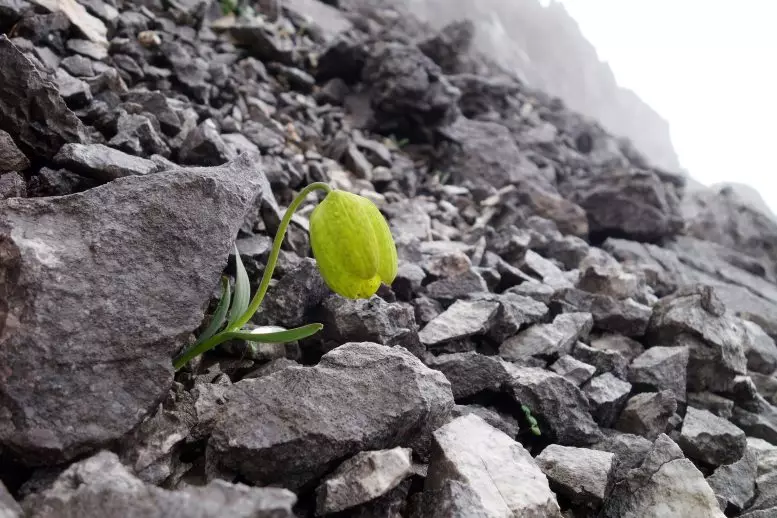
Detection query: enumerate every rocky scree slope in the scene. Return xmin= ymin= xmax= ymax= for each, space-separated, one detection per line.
xmin=0 ymin=0 xmax=776 ymax=517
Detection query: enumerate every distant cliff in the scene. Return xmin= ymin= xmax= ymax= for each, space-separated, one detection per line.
xmin=344 ymin=0 xmax=681 ymax=172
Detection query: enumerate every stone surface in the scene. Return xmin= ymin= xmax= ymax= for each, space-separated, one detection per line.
xmin=426 ymin=352 xmax=510 ymax=400
xmin=707 ymin=446 xmax=757 ymax=511
xmin=601 ymin=434 xmax=726 ymax=518
xmin=499 ymin=312 xmax=593 ymax=361
xmin=0 ymin=155 xmax=265 ymax=466
xmin=616 ymin=391 xmax=678 ymax=441
xmin=207 ymin=343 xmax=453 ymax=488
xmin=505 ymin=366 xmax=601 ymax=445
xmin=422 ymin=414 xmax=562 ymax=517
xmin=549 ymin=355 xmax=596 ymax=386
xmin=0 ymin=35 xmax=86 ymax=159
xmin=536 ymin=444 xmax=614 ymax=508
xmin=53 ymin=143 xmax=159 ymax=182
xmin=583 ymin=372 xmax=632 ymax=427
xmin=679 ymin=407 xmax=747 ymax=466
xmin=0 ymin=480 xmax=21 ymax=518
xmin=22 ymin=451 xmax=296 ymax=518
xmin=418 ymin=299 xmax=499 ymax=349
xmin=628 ymin=346 xmax=689 ymax=402
xmin=743 ymin=320 xmax=777 ymax=374
xmin=316 ymin=447 xmax=413 ymax=515
xmin=0 ymin=129 xmax=30 ymax=172
xmin=592 ymin=429 xmax=653 ymax=482
xmin=552 ymin=288 xmax=652 ymax=336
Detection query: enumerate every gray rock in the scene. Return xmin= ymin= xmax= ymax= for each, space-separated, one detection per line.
xmin=707 ymin=446 xmax=757 ymax=511
xmin=316 ymin=447 xmax=413 ymax=515
xmin=254 ymin=258 xmax=330 ymax=329
xmin=319 ymin=295 xmax=423 ymax=357
xmin=747 ymin=436 xmax=777 ymax=477
xmin=590 ymin=333 xmax=645 ymax=362
xmin=552 ymin=288 xmax=652 ymax=336
xmin=207 ymin=343 xmax=453 ymax=488
xmin=0 ymin=129 xmax=29 ymax=172
xmin=616 ymin=391 xmax=678 ymax=440
xmin=392 ymin=261 xmax=426 ymax=300
xmin=439 ymin=117 xmax=547 ymax=190
xmin=0 ymin=154 xmax=265 ymax=466
xmin=425 ymin=269 xmax=488 ymax=301
xmin=413 ymin=295 xmax=443 ymax=326
xmin=583 ymin=372 xmax=632 ymax=427
xmin=419 ymin=299 xmax=499 ymax=349
xmin=647 ymin=287 xmax=748 ymax=392
xmin=0 ymin=36 xmax=86 ymax=159
xmin=628 ymin=346 xmax=689 ymax=402
xmin=750 ymin=470 xmax=777 ymax=513
xmin=0 ymin=481 xmax=21 ymax=518
xmin=740 ymin=508 xmax=777 ymax=518
xmin=500 ymin=312 xmax=593 ymax=361
xmin=523 ymin=249 xmax=574 ymax=289
xmin=178 ymin=119 xmax=236 ymax=166
xmin=573 ymin=341 xmax=630 ymax=378
xmin=22 ymin=451 xmax=296 ymax=518
xmin=469 ymin=291 xmax=549 ymax=342
xmin=592 ymin=429 xmax=653 ymax=482
xmin=549 ymin=355 xmax=596 ymax=386
xmin=601 ymin=434 xmax=725 ymax=518
xmin=423 ymin=414 xmax=562 ymax=517
xmin=451 ymin=405 xmax=521 ymax=438
xmin=0 ymin=172 xmax=26 ymax=199
xmin=54 ymin=68 xmax=92 ymax=107
xmin=109 ymin=111 xmax=171 ymax=158
xmin=680 ymin=407 xmax=747 ymax=466
xmin=426 ymin=352 xmax=510 ymax=399
xmin=53 ymin=143 xmax=159 ymax=182
xmin=743 ymin=320 xmax=777 ymax=374
xmin=686 ymin=392 xmax=735 ymax=419
xmin=505 ymin=366 xmax=601 ymax=445
xmin=60 ymin=54 xmax=94 ymax=77
xmin=536 ymin=444 xmax=614 ymax=508
xmin=731 ymin=395 xmax=777 ymax=444
xmin=751 ymin=371 xmax=777 ymax=406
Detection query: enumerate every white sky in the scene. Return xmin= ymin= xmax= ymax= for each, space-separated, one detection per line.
xmin=552 ymin=0 xmax=777 ymax=210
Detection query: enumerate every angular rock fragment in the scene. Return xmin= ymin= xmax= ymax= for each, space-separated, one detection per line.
xmin=425 ymin=269 xmax=488 ymax=301
xmin=0 ymin=154 xmax=265 ymax=466
xmin=592 ymin=429 xmax=653 ymax=482
xmin=422 ymin=414 xmax=562 ymax=517
xmin=601 ymin=434 xmax=725 ymax=518
xmin=583 ymin=373 xmax=632 ymax=427
xmin=628 ymin=346 xmax=689 ymax=402
xmin=451 ymin=405 xmax=521 ymax=438
xmin=425 ymin=352 xmax=510 ymax=399
xmin=207 ymin=343 xmax=453 ymax=488
xmin=553 ymin=288 xmax=652 ymax=336
xmin=0 ymin=129 xmax=30 ymax=172
xmin=0 ymin=481 xmax=21 ymax=518
xmin=505 ymin=366 xmax=601 ymax=445
xmin=22 ymin=451 xmax=295 ymax=518
xmin=178 ymin=119 xmax=236 ymax=166
xmin=731 ymin=395 xmax=777 ymax=444
xmin=0 ymin=172 xmax=25 ymax=199
xmin=109 ymin=112 xmax=170 ymax=158
xmin=679 ymin=407 xmax=747 ymax=466
xmin=536 ymin=444 xmax=614 ymax=508
xmin=500 ymin=312 xmax=593 ymax=362
xmin=743 ymin=320 xmax=777 ymax=374
xmin=53 ymin=143 xmax=159 ymax=182
xmin=549 ymin=355 xmax=596 ymax=386
xmin=0 ymin=35 xmax=86 ymax=159
xmin=572 ymin=341 xmax=630 ymax=378
xmin=316 ymin=447 xmax=413 ymax=515
xmin=418 ymin=299 xmax=499 ymax=350
xmin=468 ymin=291 xmax=549 ymax=342
xmin=707 ymin=446 xmax=757 ymax=511
xmin=590 ymin=333 xmax=645 ymax=362
xmin=616 ymin=391 xmax=678 ymax=441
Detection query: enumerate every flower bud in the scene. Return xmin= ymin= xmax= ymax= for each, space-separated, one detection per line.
xmin=309 ymin=190 xmax=398 ymax=299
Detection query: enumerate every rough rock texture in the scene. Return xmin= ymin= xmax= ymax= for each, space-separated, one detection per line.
xmin=679 ymin=407 xmax=747 ymax=466
xmin=536 ymin=444 xmax=614 ymax=508
xmin=616 ymin=391 xmax=678 ymax=441
xmin=707 ymin=446 xmax=757 ymax=511
xmin=53 ymin=143 xmax=160 ymax=182
xmin=22 ymin=451 xmax=296 ymax=518
xmin=0 ymin=155 xmax=265 ymax=466
xmin=207 ymin=343 xmax=453 ymax=488
xmin=421 ymin=414 xmax=562 ymax=517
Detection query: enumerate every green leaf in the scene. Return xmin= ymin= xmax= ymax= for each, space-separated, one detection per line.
xmin=194 ymin=276 xmax=231 ymax=346
xmin=227 ymin=245 xmax=250 ymax=327
xmin=223 ymin=323 xmax=323 ymax=343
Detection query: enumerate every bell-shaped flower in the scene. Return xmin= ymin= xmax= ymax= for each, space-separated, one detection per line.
xmin=309 ymin=190 xmax=398 ymax=299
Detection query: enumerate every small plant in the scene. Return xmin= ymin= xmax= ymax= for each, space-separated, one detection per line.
xmin=521 ymin=404 xmax=542 ymax=437
xmin=172 ymin=182 xmax=398 ymax=370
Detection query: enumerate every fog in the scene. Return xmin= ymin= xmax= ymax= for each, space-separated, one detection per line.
xmin=552 ymin=0 xmax=777 ymax=211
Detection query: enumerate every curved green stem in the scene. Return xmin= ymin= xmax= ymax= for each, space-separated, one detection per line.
xmin=173 ymin=182 xmax=331 ymax=371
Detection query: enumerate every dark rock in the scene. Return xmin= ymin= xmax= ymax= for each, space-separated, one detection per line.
xmin=108 ymin=111 xmax=171 ymax=158
xmin=743 ymin=320 xmax=777 ymax=374
xmin=413 ymin=295 xmax=443 ymax=326
xmin=505 ymin=365 xmax=601 ymax=445
xmin=0 ymin=172 xmax=26 ymax=199
xmin=582 ymin=372 xmax=632 ymax=427
xmin=707 ymin=446 xmax=757 ymax=511
xmin=0 ymin=35 xmax=86 ymax=159
xmin=422 ymin=414 xmax=562 ymax=517
xmin=0 ymin=155 xmax=265 ymax=466
xmin=425 ymin=269 xmax=487 ymax=301
xmin=601 ymin=434 xmax=725 ymax=517
xmin=500 ymin=312 xmax=592 ymax=361
xmin=549 ymin=355 xmax=596 ymax=386
xmin=473 ymin=292 xmax=550 ymax=343
xmin=66 ymin=38 xmax=108 ymax=60
xmin=628 ymin=346 xmax=689 ymax=402
xmin=319 ymin=296 xmax=423 ymax=357
xmin=679 ymin=407 xmax=747 ymax=466
xmin=647 ymin=287 xmax=748 ymax=392
xmin=22 ymin=451 xmax=296 ymax=518
xmin=426 ymin=352 xmax=510 ymax=400
xmin=207 ymin=343 xmax=453 ymax=488
xmin=178 ymin=119 xmax=236 ymax=166
xmin=731 ymin=395 xmax=777 ymax=444
xmin=616 ymin=391 xmax=678 ymax=440
xmin=53 ymin=143 xmax=159 ymax=182
xmin=0 ymin=129 xmax=30 ymax=172
xmin=418 ymin=299 xmax=499 ymax=350
xmin=315 ymin=447 xmax=412 ymax=515
xmin=686 ymin=392 xmax=735 ymax=419
xmin=0 ymin=480 xmax=21 ymax=518
xmin=572 ymin=341 xmax=630 ymax=378
xmin=60 ymin=54 xmax=95 ymax=77
xmin=592 ymin=429 xmax=653 ymax=482
xmin=54 ymin=68 xmax=92 ymax=107
xmin=511 ymin=180 xmax=589 ymax=238
xmin=254 ymin=258 xmax=329 ymax=329
xmin=552 ymin=288 xmax=652 ymax=336
xmin=590 ymin=333 xmax=645 ymax=362
xmin=536 ymin=444 xmax=614 ymax=508
xmin=451 ymin=405 xmax=521 ymax=438
xmin=27 ymin=167 xmax=99 ymax=196
xmin=417 ymin=19 xmax=475 ymax=74
xmin=392 ymin=261 xmax=426 ymax=300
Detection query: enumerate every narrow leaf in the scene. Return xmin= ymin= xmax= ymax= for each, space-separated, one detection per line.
xmin=227 ymin=244 xmax=250 ymax=326
xmin=223 ymin=323 xmax=324 ymax=343
xmin=194 ymin=276 xmax=231 ymax=346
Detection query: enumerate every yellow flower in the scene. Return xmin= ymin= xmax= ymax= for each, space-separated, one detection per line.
xmin=309 ymin=190 xmax=398 ymax=299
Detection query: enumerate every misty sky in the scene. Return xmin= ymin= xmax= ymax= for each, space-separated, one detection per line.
xmin=552 ymin=0 xmax=777 ymax=209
